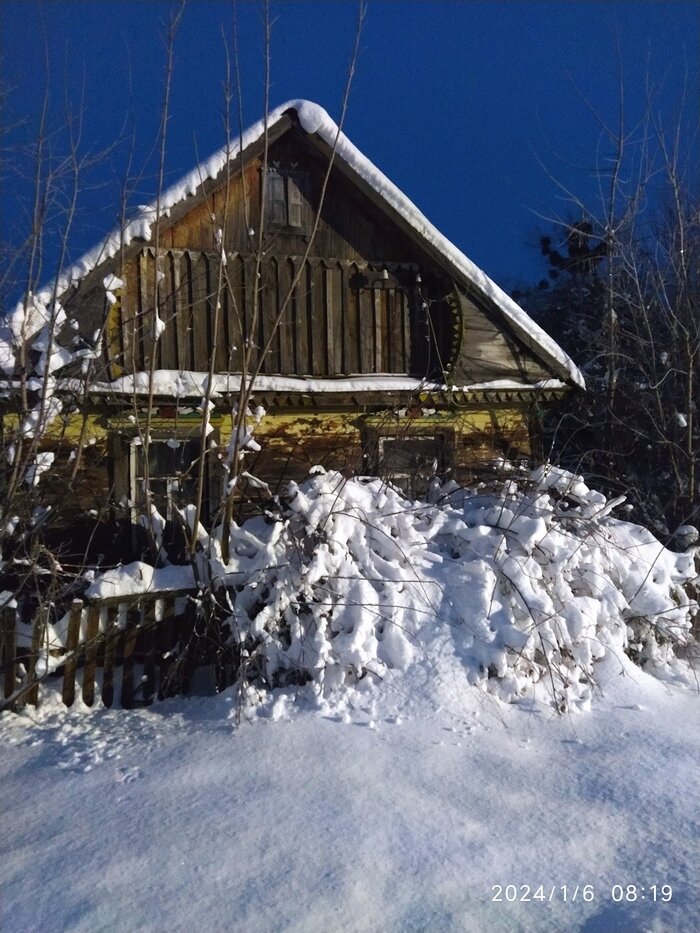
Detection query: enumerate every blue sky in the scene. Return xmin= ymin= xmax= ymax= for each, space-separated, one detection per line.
xmin=2 ymin=0 xmax=698 ymax=299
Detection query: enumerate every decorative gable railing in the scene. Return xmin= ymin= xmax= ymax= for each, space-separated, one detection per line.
xmin=108 ymin=251 xmax=452 ymax=380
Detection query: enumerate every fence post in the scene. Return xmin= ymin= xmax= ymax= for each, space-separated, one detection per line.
xmin=121 ymin=609 xmax=138 ymax=709
xmin=24 ymin=608 xmax=48 ymax=707
xmin=157 ymin=595 xmax=176 ymax=700
xmin=101 ymin=605 xmax=119 ymax=708
xmin=1 ymin=605 xmax=17 ymax=701
xmin=142 ymin=598 xmax=158 ymax=705
xmin=62 ymin=601 xmax=83 ymax=707
xmin=81 ymin=605 xmax=101 ymax=707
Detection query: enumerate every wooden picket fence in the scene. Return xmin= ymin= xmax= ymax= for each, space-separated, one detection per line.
xmin=0 ymin=589 xmax=239 ymax=711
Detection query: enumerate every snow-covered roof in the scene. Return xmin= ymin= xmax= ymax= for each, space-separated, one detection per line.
xmin=9 ymin=100 xmax=584 ymax=389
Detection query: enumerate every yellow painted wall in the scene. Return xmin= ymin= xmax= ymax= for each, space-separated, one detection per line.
xmin=1 ymin=401 xmax=533 ymax=540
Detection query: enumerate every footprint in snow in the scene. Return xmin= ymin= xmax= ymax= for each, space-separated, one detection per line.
xmin=116 ymin=766 xmax=141 ymax=784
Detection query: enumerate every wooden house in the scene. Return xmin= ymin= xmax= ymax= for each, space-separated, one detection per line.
xmin=1 ymin=100 xmax=584 ymax=563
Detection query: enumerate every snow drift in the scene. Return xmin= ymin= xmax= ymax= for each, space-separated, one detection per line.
xmin=193 ymin=465 xmax=696 ymax=714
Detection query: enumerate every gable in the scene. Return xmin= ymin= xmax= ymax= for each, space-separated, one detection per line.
xmin=5 ymin=100 xmax=583 ymax=393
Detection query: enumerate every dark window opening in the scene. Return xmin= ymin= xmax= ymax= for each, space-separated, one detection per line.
xmin=131 ymin=437 xmax=203 ymax=522
xmin=375 ymin=432 xmax=451 ymax=500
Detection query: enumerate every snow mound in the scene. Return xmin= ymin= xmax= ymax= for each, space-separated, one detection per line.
xmin=220 ymin=466 xmax=697 ymax=716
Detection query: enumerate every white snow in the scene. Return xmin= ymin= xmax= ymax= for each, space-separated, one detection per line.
xmin=85 ymin=561 xmax=196 ymax=600
xmin=66 ymin=465 xmax=696 ymax=714
xmin=3 ymin=101 xmax=583 ymax=389
xmin=59 ymin=370 xmax=570 ymax=399
xmin=23 ymin=452 xmax=55 ymax=487
xmin=1 ymin=659 xmax=698 ymax=933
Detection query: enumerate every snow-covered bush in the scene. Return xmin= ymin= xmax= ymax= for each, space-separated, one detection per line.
xmin=33 ymin=463 xmax=698 ymax=714
xmin=212 ymin=465 xmax=697 ymax=714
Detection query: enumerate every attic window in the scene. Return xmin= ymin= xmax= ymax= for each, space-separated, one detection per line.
xmin=264 ymin=167 xmax=305 ymax=231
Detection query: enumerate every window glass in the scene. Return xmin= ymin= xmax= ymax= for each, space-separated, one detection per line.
xmin=132 ymin=438 xmax=201 ymax=520
xmin=378 ymin=434 xmax=446 ymax=499
xmin=267 ymin=172 xmax=286 ymax=226
xmin=264 ymin=168 xmax=306 ymax=230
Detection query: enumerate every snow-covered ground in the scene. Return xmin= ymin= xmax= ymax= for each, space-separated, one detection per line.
xmin=1 ymin=663 xmax=699 ymax=933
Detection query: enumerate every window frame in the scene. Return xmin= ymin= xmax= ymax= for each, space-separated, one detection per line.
xmin=263 ymin=166 xmax=307 ymax=233
xmin=125 ymin=428 xmax=219 ymax=526
xmin=369 ymin=429 xmax=454 ymax=499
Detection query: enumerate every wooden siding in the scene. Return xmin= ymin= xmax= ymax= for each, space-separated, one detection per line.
xmin=107 ymin=250 xmax=452 ymax=380
xmin=449 ymin=289 xmax=553 ymax=385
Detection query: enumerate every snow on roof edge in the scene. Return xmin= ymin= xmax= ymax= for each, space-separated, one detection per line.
xmin=16 ymin=99 xmax=584 ymax=389
xmin=54 ymin=371 xmax=570 ymax=398
xmin=295 ymin=102 xmax=584 ymax=389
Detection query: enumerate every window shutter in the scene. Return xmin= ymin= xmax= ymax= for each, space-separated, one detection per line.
xmin=287 ymin=176 xmax=303 ymax=228
xmin=268 ymin=172 xmax=286 ymax=226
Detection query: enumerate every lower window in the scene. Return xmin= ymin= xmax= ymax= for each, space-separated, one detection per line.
xmin=375 ymin=432 xmax=451 ymax=499
xmin=130 ymin=436 xmax=203 ymax=522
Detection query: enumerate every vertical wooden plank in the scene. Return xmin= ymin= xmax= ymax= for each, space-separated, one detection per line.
xmin=101 ymin=605 xmax=118 ymax=708
xmin=121 ymin=610 xmax=138 ymax=710
xmin=62 ymin=601 xmax=83 ymax=707
xmin=224 ymin=254 xmax=243 ymax=373
xmin=191 ymin=252 xmax=211 ymax=372
xmin=295 ymin=259 xmax=309 ymax=374
xmin=359 ymin=272 xmax=374 ymax=373
xmin=325 ymin=264 xmax=343 ymax=375
xmin=309 ymin=260 xmax=325 ymax=377
xmin=157 ymin=595 xmax=177 ymax=700
xmin=1 ymin=605 xmax=17 ymax=701
xmin=343 ymin=263 xmax=360 ymax=374
xmin=138 ymin=250 xmax=155 ymax=371
xmin=141 ymin=599 xmax=158 ymax=705
xmin=278 ymin=256 xmax=295 ymax=374
xmin=105 ymin=285 xmax=124 ymax=378
xmin=241 ymin=254 xmax=254 ymax=370
xmin=151 ymin=252 xmax=164 ymax=371
xmin=121 ymin=258 xmax=138 ymax=373
xmin=159 ymin=250 xmax=178 ymax=370
xmin=401 ymin=288 xmax=411 ymax=373
xmin=261 ymin=257 xmax=281 ymax=373
xmin=184 ymin=252 xmax=197 ymax=370
xmin=323 ymin=264 xmax=332 ymax=375
xmin=24 ymin=610 xmax=46 ymax=707
xmin=219 ymin=253 xmax=231 ymax=371
xmin=384 ymin=289 xmax=394 ymax=372
xmin=202 ymin=252 xmax=215 ymax=368
xmin=287 ymin=258 xmax=302 ymax=374
xmin=210 ymin=255 xmax=228 ymax=373
xmin=256 ymin=257 xmax=267 ymax=374
xmin=373 ymin=288 xmax=384 ymax=373
xmin=386 ymin=288 xmax=402 ymax=373
xmin=81 ymin=605 xmax=101 ymax=707
xmin=173 ymin=251 xmax=190 ymax=370
xmin=175 ymin=602 xmax=197 ymax=697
